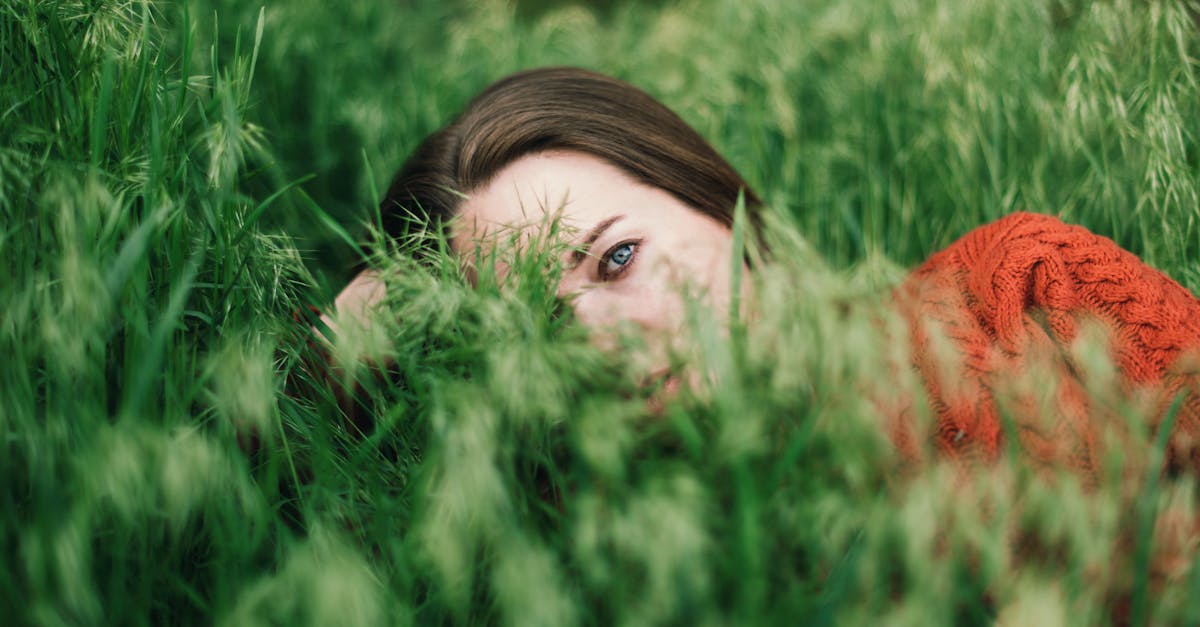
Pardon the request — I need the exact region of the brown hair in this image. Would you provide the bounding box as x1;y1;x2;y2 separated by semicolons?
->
379;66;761;256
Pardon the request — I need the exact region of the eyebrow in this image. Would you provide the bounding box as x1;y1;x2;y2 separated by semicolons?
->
568;215;625;269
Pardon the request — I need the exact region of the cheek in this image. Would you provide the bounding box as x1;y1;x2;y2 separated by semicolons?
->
664;235;737;312
567;279;684;334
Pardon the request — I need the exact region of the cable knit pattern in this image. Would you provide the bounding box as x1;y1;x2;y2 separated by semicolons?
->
893;212;1200;476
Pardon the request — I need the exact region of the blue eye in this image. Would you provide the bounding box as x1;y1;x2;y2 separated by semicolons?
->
599;241;638;280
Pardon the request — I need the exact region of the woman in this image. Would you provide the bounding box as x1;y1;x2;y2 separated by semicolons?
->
323;66;1200;477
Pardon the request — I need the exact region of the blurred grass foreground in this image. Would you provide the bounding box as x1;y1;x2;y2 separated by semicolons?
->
5;0;1200;624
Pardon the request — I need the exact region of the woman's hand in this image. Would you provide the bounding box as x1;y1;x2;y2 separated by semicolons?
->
317;269;386;342
291;269;389;438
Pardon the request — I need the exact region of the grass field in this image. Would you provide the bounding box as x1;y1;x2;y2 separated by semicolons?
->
4;0;1200;624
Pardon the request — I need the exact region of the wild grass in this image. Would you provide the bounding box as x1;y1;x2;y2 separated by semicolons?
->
4;0;1200;625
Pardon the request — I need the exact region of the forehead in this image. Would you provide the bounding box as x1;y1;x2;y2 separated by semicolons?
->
453;151;652;251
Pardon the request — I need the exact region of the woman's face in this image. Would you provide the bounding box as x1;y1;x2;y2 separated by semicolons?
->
453;150;742;364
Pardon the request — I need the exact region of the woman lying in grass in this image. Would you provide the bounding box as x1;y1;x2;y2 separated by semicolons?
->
321;66;1200;479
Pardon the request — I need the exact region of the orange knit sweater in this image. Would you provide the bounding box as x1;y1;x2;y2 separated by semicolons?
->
892;212;1200;477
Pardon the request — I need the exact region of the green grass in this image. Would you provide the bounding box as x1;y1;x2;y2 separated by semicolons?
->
4;0;1200;624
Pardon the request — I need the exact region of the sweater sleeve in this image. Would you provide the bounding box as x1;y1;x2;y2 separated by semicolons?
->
893;212;1200;477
